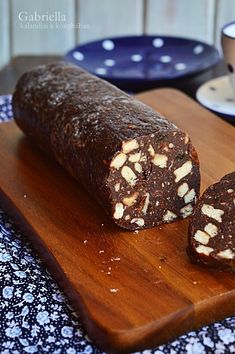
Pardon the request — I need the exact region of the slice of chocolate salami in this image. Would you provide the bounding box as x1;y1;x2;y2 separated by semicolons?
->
12;62;200;230
188;178;235;271
221;171;235;182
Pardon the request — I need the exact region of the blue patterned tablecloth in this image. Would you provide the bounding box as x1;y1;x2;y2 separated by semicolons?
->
0;95;234;354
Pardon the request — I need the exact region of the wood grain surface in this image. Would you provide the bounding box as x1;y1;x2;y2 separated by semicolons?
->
0;88;234;353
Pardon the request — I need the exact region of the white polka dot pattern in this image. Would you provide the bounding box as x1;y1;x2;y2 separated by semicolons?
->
72;51;84;61
95;68;107;75
102;40;115;51
152;38;164;48
66;36;220;84
196;75;235;117
160;55;171;63
104;59;115;67
193;45;204;55
131;54;143;62
175;63;187;70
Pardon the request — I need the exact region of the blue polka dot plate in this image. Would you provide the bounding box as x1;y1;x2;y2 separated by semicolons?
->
64;35;220;90
196;75;235;123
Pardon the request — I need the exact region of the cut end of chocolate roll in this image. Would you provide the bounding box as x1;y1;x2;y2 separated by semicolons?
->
188;177;235;272
108;130;200;229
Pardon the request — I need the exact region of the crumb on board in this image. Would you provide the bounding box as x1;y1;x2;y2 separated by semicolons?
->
160;255;167;263
83;240;88;244
110;288;119;293
111;257;120;261
99;250;104;253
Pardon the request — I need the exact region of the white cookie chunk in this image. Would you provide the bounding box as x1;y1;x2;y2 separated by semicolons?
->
201;204;224;222
184;189;196;204
196;245;214;256
140;154;147;162
174;161;192;182
152;154;168;168
217;249;234;259
177;182;189;197
110;153;127;169
194;230;210;245
114;183;120;192
122;139;139;154
128;152;141;162
122;192;139;207
134;162;142;173
142;193;150;215
113;203;125;219
121;166;137;186
204;223;218;237
148;144;155;157
163;210;177;222
131;218;145;227
180;204;193;218
184;135;189;144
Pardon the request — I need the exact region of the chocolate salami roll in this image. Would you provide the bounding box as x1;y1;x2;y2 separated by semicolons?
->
13;62;200;230
188;178;235;271
221;171;235;182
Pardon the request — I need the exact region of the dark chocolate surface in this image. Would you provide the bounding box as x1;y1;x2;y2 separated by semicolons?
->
221;172;235;182
13;62;200;229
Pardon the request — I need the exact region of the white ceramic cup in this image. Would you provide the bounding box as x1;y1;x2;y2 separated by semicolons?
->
222;21;235;98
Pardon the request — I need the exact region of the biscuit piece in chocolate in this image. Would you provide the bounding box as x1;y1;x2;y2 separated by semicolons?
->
188;178;235;271
12;62;200;230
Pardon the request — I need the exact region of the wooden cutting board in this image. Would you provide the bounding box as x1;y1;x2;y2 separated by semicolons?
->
0;89;235;354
